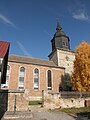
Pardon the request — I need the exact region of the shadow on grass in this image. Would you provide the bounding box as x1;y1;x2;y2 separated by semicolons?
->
29;100;42;106
76;112;90;119
54;107;90;119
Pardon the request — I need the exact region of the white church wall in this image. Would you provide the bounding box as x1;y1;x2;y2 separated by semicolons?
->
58;49;75;75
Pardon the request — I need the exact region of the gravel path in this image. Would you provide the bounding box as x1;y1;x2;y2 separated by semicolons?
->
2;110;89;120
31;111;76;120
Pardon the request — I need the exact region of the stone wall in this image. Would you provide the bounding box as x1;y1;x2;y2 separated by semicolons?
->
43;91;90;109
8;90;28;111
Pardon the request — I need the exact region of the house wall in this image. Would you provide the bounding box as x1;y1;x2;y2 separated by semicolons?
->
8;61;64;99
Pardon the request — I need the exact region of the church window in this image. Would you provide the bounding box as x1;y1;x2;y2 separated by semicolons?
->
34;68;39;90
62;42;65;46
66;42;68;46
47;70;52;90
18;67;25;90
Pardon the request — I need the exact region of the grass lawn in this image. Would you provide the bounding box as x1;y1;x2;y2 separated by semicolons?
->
56;107;90;114
28;100;42;105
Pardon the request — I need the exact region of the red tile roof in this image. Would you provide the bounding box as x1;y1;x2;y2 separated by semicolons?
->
0;41;10;58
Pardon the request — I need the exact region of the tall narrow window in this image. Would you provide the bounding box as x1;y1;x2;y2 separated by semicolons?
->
34;68;39;90
1;65;10;88
18;67;25;90
6;65;10;87
47;70;52;90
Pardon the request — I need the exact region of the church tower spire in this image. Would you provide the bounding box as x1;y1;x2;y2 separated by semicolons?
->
56;21;62;31
51;21;70;52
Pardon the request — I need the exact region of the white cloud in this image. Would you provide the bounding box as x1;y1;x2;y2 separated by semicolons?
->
68;0;89;22
0;13;17;28
17;41;31;56
72;10;89;21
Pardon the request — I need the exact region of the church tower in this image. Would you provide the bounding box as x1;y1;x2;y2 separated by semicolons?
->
51;21;70;51
48;22;75;90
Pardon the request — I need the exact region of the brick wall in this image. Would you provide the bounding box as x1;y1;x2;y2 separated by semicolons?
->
8;61;64;98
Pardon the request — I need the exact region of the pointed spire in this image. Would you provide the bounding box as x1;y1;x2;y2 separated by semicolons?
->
56;21;62;31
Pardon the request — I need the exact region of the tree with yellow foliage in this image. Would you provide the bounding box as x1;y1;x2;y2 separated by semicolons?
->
72;42;90;91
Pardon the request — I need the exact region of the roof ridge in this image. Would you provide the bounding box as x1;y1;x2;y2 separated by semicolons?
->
9;54;53;62
9;54;65;69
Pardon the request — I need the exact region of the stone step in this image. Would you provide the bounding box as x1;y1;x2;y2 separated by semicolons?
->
2;111;33;120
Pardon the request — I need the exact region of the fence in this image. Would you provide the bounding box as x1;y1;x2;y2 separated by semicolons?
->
60;91;90;98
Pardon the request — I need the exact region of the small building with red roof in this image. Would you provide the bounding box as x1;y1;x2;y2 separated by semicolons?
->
0;41;10;88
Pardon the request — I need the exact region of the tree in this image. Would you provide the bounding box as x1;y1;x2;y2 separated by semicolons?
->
72;42;90;91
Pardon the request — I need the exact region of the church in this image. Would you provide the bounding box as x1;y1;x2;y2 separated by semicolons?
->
1;22;75;99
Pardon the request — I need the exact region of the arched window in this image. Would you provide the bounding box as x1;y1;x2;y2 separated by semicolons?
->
34;68;39;90
47;70;52;90
18;67;25;90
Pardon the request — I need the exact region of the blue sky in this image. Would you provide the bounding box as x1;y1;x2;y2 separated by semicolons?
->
0;0;90;60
